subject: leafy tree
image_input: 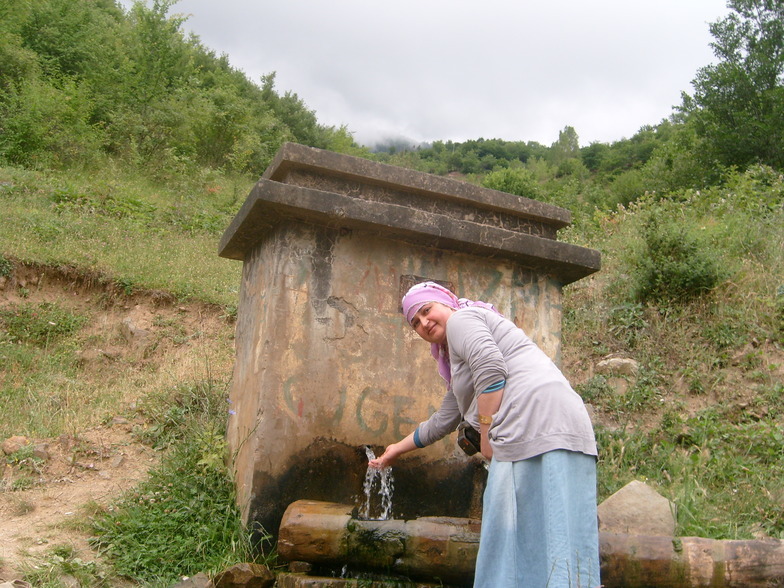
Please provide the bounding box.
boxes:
[0,31,39,92]
[18,0,121,78]
[581,142,609,172]
[482,167,540,200]
[0,75,102,168]
[550,125,580,164]
[640,122,723,192]
[682,0,784,169]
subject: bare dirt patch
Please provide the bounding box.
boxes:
[0,425,157,579]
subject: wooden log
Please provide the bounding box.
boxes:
[278,500,480,585]
[278,500,784,587]
[600,533,784,588]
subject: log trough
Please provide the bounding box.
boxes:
[278,500,784,587]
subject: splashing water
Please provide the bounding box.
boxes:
[360,446,394,520]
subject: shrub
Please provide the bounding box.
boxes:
[481,167,540,200]
[632,210,725,303]
[0,255,12,278]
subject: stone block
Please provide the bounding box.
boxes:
[598,480,676,536]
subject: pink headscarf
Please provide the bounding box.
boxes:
[401,281,501,385]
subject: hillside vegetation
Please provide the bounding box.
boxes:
[1,0,783,585]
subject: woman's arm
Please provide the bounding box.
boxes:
[369,381,463,469]
[448,310,509,460]
[477,387,504,460]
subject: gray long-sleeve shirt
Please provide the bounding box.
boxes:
[415,307,597,462]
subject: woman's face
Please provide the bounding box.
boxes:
[410,302,455,344]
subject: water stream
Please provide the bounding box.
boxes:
[360,446,394,520]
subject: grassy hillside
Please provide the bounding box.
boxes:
[1,155,783,584]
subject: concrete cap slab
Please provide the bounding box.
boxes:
[219,143,601,285]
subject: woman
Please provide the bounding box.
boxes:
[369,281,600,588]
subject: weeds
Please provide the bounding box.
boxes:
[607,302,648,349]
[91,380,271,586]
[0,302,88,347]
[20,544,108,587]
[569,168,784,543]
[632,207,725,303]
[596,405,784,539]
[0,254,12,278]
[133,379,229,450]
[0,167,245,306]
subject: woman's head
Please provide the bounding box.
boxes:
[402,281,459,325]
[401,281,501,385]
[402,282,459,345]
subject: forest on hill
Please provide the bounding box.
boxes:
[2,0,782,191]
[1,0,783,585]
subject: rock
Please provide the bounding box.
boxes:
[288,561,312,573]
[0,581,33,588]
[120,318,150,343]
[170,573,215,588]
[596,356,639,377]
[59,575,80,588]
[100,348,121,360]
[2,436,31,456]
[598,480,676,536]
[213,563,275,588]
[31,443,49,460]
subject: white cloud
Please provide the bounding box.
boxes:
[120,0,729,146]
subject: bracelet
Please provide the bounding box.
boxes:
[478,414,493,425]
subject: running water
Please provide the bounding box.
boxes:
[360,446,394,520]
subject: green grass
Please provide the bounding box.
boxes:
[89,380,272,586]
[0,301,96,437]
[19,544,110,588]
[0,166,247,307]
[1,156,783,586]
[595,404,784,539]
[564,166,784,540]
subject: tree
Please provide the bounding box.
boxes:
[481,167,540,201]
[550,125,580,165]
[681,0,784,170]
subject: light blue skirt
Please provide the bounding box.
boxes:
[474,450,601,588]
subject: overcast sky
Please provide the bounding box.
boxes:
[119,0,730,148]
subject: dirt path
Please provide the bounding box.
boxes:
[0,425,157,579]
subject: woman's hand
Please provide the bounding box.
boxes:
[368,443,401,469]
[368,433,418,469]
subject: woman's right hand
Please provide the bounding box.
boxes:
[368,443,400,469]
[368,432,418,469]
